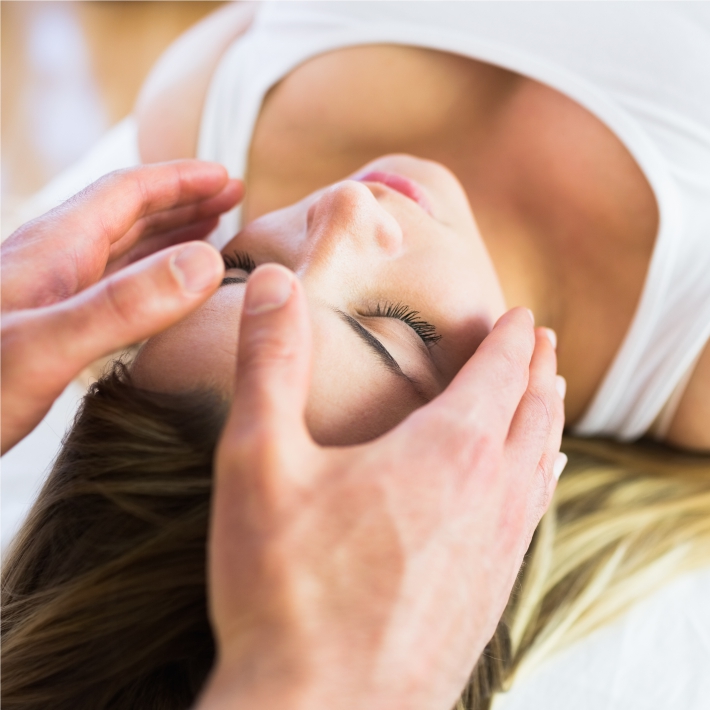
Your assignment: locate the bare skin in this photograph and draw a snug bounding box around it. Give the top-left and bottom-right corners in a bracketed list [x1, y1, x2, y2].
[136, 6, 708, 450]
[0, 167, 566, 709]
[0, 161, 239, 453]
[198, 266, 565, 710]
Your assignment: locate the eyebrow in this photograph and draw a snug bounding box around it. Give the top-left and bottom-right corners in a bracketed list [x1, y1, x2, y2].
[336, 310, 428, 401]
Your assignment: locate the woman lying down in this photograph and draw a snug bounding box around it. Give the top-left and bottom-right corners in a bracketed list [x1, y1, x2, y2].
[3, 3, 710, 710]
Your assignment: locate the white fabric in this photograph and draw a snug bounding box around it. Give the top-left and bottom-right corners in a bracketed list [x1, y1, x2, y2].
[4, 117, 140, 235]
[493, 566, 710, 710]
[1, 382, 84, 556]
[198, 1, 710, 442]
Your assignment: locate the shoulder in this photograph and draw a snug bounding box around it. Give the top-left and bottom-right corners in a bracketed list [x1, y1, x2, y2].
[135, 2, 257, 162]
[664, 341, 710, 452]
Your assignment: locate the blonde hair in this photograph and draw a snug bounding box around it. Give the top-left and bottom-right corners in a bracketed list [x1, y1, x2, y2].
[460, 437, 710, 709]
[2, 364, 709, 709]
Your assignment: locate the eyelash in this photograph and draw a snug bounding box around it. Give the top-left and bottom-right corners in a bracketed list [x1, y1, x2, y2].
[222, 251, 256, 273]
[363, 302, 442, 346]
[223, 252, 440, 346]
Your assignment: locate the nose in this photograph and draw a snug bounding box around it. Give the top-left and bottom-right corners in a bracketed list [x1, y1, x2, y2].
[305, 181, 404, 262]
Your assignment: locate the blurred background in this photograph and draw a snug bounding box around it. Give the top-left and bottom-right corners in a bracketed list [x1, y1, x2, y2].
[1, 0, 223, 236]
[1, 1, 223, 550]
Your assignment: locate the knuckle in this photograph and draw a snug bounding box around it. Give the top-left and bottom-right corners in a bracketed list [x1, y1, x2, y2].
[533, 457, 554, 513]
[422, 405, 503, 477]
[526, 463, 554, 533]
[241, 325, 296, 371]
[493, 339, 531, 395]
[499, 338, 529, 376]
[101, 278, 135, 330]
[522, 385, 554, 434]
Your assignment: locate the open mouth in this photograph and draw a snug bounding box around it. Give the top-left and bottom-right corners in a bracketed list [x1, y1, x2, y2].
[355, 171, 433, 214]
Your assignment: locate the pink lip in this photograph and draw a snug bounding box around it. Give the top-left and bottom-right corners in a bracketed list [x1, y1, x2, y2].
[355, 171, 433, 214]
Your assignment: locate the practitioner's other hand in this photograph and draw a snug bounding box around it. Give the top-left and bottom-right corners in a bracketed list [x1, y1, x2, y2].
[1, 161, 242, 453]
[201, 265, 566, 710]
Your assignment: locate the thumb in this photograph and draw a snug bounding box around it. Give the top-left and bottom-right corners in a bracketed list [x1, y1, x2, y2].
[217, 264, 313, 476]
[1, 242, 224, 452]
[44, 241, 225, 370]
[208, 266, 312, 656]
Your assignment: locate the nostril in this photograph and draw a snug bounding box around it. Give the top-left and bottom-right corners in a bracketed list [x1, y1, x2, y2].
[306, 201, 318, 231]
[374, 210, 404, 255]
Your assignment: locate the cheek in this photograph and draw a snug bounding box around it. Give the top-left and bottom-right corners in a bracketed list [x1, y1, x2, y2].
[306, 373, 414, 446]
[304, 316, 424, 445]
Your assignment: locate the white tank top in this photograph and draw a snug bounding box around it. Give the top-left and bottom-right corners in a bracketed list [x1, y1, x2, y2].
[198, 1, 710, 441]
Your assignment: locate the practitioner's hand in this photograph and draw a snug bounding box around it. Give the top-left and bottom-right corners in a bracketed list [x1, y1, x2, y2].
[201, 265, 566, 710]
[1, 161, 242, 453]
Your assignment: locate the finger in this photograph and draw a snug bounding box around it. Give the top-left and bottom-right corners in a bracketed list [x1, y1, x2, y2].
[26, 241, 224, 379]
[1, 241, 224, 453]
[106, 178, 242, 262]
[505, 328, 565, 544]
[104, 217, 220, 275]
[422, 307, 536, 439]
[1, 161, 241, 309]
[216, 264, 313, 480]
[505, 328, 561, 463]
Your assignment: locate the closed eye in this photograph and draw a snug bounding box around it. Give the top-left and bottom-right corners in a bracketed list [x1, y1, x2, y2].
[336, 310, 430, 402]
[359, 301, 441, 347]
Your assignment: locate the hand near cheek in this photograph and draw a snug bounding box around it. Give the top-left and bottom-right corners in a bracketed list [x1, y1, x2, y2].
[201, 265, 566, 710]
[1, 161, 242, 453]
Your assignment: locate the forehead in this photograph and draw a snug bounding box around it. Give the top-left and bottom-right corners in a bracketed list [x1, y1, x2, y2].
[131, 286, 241, 393]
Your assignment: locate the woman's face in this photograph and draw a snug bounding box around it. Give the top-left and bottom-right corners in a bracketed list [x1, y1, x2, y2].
[133, 155, 506, 444]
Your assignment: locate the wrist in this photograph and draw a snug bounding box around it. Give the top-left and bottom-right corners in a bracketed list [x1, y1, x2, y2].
[194, 655, 447, 710]
[194, 657, 316, 710]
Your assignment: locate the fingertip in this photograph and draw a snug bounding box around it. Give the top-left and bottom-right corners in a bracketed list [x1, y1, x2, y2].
[172, 160, 234, 198]
[553, 452, 568, 480]
[228, 177, 245, 194]
[170, 242, 224, 294]
[541, 327, 557, 350]
[531, 327, 558, 372]
[494, 306, 536, 332]
[555, 375, 567, 400]
[244, 264, 295, 315]
[220, 177, 245, 207]
[488, 307, 537, 358]
[178, 159, 229, 181]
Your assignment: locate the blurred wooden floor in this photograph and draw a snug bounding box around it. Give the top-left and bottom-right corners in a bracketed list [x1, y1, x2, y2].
[1, 1, 222, 220]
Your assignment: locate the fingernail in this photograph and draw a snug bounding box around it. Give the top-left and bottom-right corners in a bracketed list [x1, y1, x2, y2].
[543, 328, 557, 349]
[245, 264, 293, 314]
[172, 243, 222, 293]
[526, 308, 535, 324]
[553, 452, 568, 480]
[555, 375, 567, 399]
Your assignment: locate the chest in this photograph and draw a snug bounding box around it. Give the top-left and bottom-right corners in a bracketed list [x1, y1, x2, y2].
[245, 45, 655, 237]
[244, 45, 659, 419]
